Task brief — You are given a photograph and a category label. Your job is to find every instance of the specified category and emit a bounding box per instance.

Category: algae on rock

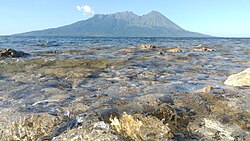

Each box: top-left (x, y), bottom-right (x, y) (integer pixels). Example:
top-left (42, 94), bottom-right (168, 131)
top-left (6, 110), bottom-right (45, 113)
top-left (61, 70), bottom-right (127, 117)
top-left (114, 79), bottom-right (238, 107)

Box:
top-left (0, 58), bottom-right (113, 79)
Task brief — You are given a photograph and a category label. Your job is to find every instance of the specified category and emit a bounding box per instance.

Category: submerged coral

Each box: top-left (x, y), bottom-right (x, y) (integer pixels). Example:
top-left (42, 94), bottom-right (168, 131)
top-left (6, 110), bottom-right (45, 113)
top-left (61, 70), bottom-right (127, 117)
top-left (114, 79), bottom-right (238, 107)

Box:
top-left (0, 58), bottom-right (113, 79)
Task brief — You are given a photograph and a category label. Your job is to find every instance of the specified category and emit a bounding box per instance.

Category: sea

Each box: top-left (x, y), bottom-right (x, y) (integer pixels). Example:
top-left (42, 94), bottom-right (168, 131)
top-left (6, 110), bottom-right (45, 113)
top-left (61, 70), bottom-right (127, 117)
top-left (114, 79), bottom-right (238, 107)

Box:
top-left (0, 36), bottom-right (249, 140)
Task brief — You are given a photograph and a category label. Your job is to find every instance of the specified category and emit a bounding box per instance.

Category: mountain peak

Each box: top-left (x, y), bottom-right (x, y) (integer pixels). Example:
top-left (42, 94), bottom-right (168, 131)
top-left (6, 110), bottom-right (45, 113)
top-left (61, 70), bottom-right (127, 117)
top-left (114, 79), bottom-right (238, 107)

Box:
top-left (147, 11), bottom-right (163, 15)
top-left (114, 11), bottom-right (137, 16)
top-left (144, 11), bottom-right (166, 18)
top-left (113, 11), bottom-right (138, 19)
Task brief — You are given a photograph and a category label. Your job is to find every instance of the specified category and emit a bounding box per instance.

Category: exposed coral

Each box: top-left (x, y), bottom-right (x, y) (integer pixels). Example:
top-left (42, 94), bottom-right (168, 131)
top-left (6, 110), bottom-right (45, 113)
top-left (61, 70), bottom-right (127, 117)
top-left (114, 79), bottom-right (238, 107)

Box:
top-left (1, 113), bottom-right (62, 141)
top-left (110, 112), bottom-right (173, 141)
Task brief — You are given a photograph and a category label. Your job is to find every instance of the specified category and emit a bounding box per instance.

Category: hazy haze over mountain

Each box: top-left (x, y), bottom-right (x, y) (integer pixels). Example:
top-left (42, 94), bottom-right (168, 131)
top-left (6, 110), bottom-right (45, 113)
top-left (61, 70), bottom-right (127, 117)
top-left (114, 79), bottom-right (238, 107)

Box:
top-left (18, 11), bottom-right (208, 37)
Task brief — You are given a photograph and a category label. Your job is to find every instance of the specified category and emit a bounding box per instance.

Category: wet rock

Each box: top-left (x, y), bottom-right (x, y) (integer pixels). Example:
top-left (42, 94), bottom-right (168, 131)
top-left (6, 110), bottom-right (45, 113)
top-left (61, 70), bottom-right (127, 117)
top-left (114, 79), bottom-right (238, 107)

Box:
top-left (157, 51), bottom-right (164, 55)
top-left (33, 41), bottom-right (49, 47)
top-left (0, 48), bottom-right (29, 58)
top-left (92, 93), bottom-right (109, 98)
top-left (140, 44), bottom-right (156, 49)
top-left (32, 41), bottom-right (60, 47)
top-left (48, 117), bottom-right (83, 138)
top-left (181, 92), bottom-right (250, 139)
top-left (41, 87), bottom-right (65, 94)
top-left (163, 48), bottom-right (183, 53)
top-left (53, 121), bottom-right (120, 141)
top-left (100, 108), bottom-right (121, 123)
top-left (135, 94), bottom-right (162, 107)
top-left (104, 97), bottom-right (129, 107)
top-left (193, 45), bottom-right (214, 52)
top-left (110, 112), bottom-right (173, 141)
top-left (224, 68), bottom-right (250, 86)
top-left (116, 49), bottom-right (133, 54)
top-left (152, 104), bottom-right (194, 134)
top-left (193, 118), bottom-right (243, 141)
top-left (33, 50), bottom-right (60, 55)
top-left (231, 131), bottom-right (249, 141)
top-left (1, 113), bottom-right (63, 141)
top-left (197, 85), bottom-right (213, 93)
top-left (158, 95), bottom-right (174, 105)
top-left (99, 72), bottom-right (115, 78)
top-left (93, 121), bottom-right (110, 130)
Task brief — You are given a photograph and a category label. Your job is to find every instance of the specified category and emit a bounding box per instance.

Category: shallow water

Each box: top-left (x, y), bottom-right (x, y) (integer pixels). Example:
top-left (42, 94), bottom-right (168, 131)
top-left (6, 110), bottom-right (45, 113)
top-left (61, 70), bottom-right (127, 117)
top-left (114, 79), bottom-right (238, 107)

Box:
top-left (0, 36), bottom-right (249, 140)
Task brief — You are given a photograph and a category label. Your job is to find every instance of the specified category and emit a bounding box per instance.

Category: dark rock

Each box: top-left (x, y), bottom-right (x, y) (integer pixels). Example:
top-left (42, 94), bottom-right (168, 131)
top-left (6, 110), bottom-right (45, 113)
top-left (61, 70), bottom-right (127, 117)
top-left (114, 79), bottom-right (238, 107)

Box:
top-left (158, 95), bottom-right (174, 105)
top-left (157, 51), bottom-right (164, 55)
top-left (152, 104), bottom-right (193, 133)
top-left (0, 48), bottom-right (30, 58)
top-left (100, 108), bottom-right (121, 123)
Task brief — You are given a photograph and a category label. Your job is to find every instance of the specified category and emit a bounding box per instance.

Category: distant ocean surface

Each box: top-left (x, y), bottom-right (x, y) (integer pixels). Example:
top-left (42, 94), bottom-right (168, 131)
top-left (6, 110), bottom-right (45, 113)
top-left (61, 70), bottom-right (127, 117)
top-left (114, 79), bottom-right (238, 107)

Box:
top-left (1, 36), bottom-right (250, 53)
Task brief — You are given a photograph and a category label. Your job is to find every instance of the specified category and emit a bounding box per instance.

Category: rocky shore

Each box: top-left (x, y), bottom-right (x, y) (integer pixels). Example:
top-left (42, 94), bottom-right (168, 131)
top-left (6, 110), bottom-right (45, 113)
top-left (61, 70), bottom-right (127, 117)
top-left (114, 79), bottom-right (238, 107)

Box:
top-left (0, 39), bottom-right (249, 141)
top-left (0, 48), bottom-right (29, 58)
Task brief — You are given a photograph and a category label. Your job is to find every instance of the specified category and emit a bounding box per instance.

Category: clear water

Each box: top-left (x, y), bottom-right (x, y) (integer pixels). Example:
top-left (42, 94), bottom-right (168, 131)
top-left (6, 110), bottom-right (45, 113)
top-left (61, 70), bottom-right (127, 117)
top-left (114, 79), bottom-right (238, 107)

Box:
top-left (0, 36), bottom-right (250, 114)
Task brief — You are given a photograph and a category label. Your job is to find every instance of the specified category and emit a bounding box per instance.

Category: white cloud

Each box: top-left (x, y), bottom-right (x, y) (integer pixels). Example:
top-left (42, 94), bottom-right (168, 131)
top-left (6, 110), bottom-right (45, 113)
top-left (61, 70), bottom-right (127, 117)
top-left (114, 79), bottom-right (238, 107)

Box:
top-left (76, 5), bottom-right (95, 15)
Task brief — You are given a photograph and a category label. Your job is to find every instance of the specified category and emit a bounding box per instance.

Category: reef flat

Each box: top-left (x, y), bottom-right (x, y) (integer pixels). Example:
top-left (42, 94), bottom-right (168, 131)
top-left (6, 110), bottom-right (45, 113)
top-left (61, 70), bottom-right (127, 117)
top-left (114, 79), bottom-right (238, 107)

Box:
top-left (0, 37), bottom-right (249, 140)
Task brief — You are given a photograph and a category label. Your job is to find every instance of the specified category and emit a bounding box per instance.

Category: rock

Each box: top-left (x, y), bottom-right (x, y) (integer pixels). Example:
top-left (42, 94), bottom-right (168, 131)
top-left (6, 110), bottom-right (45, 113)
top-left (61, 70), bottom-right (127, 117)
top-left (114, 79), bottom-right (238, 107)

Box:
top-left (197, 85), bottom-right (213, 93)
top-left (224, 68), bottom-right (250, 86)
top-left (193, 47), bottom-right (214, 52)
top-left (0, 48), bottom-right (29, 58)
top-left (1, 113), bottom-right (63, 141)
top-left (33, 41), bottom-right (49, 46)
top-left (110, 112), bottom-right (173, 140)
top-left (140, 44), bottom-right (156, 49)
top-left (163, 48), bottom-right (183, 53)
top-left (93, 121), bottom-right (110, 130)
top-left (134, 94), bottom-right (162, 107)
top-left (152, 104), bottom-right (193, 133)
top-left (33, 41), bottom-right (60, 47)
top-left (99, 72), bottom-right (115, 78)
top-left (193, 45), bottom-right (214, 52)
top-left (116, 49), bottom-right (133, 54)
top-left (157, 51), bottom-right (164, 55)
top-left (100, 108), bottom-right (121, 123)
top-left (195, 118), bottom-right (238, 140)
top-left (52, 121), bottom-right (119, 141)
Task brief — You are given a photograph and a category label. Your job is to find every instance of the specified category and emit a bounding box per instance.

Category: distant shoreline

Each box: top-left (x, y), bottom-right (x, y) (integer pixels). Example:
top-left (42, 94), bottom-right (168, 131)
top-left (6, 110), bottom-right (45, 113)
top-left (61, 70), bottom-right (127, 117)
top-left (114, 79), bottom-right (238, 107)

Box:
top-left (1, 35), bottom-right (250, 39)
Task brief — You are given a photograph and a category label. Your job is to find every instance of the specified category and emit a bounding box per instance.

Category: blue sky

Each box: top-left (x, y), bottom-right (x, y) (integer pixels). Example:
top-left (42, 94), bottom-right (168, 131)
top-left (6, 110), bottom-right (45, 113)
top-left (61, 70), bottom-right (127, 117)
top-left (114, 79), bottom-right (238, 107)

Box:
top-left (0, 0), bottom-right (250, 37)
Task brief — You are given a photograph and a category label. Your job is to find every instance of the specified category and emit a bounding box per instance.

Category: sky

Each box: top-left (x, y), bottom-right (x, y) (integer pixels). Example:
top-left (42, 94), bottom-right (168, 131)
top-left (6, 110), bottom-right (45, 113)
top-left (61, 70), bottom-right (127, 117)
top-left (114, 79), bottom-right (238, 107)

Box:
top-left (0, 0), bottom-right (250, 37)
